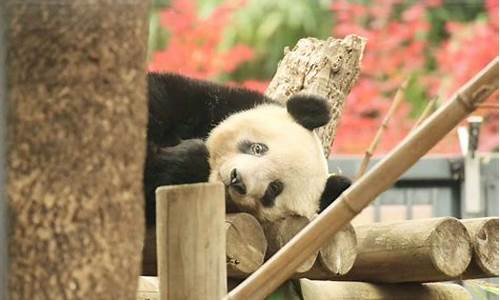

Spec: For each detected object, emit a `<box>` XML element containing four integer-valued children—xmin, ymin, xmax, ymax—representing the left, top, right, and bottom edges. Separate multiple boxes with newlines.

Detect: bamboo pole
<box><xmin>5</xmin><ymin>1</ymin><xmax>149</xmax><ymax>299</ymax></box>
<box><xmin>462</xmin><ymin>217</ymin><xmax>499</xmax><ymax>278</ymax></box>
<box><xmin>225</xmin><ymin>58</ymin><xmax>499</xmax><ymax>300</ymax></box>
<box><xmin>356</xmin><ymin>79</ymin><xmax>408</xmax><ymax>179</ymax></box>
<box><xmin>299</xmin><ymin>280</ymin><xmax>472</xmax><ymax>300</ymax></box>
<box><xmin>343</xmin><ymin>218</ymin><xmax>472</xmax><ymax>282</ymax></box>
<box><xmin>226</xmin><ymin>213</ymin><xmax>267</xmax><ymax>277</ymax></box>
<box><xmin>156</xmin><ymin>183</ymin><xmax>226</xmax><ymax>300</ymax></box>
<box><xmin>412</xmin><ymin>97</ymin><xmax>438</xmax><ymax>131</ymax></box>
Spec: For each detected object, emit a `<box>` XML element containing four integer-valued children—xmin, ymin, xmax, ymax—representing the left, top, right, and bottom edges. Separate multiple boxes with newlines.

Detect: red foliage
<box><xmin>149</xmin><ymin>0</ymin><xmax>254</xmax><ymax>79</ymax></box>
<box><xmin>331</xmin><ymin>0</ymin><xmax>499</xmax><ymax>155</ymax></box>
<box><xmin>150</xmin><ymin>0</ymin><xmax>498</xmax><ymax>155</ymax></box>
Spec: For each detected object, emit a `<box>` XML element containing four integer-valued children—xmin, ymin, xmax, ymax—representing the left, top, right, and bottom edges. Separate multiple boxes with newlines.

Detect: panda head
<box><xmin>206</xmin><ymin>95</ymin><xmax>351</xmax><ymax>222</ymax></box>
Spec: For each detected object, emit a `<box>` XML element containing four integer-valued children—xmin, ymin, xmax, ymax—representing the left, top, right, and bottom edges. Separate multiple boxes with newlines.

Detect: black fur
<box><xmin>145</xmin><ymin>73</ymin><xmax>334</xmax><ymax>225</ymax></box>
<box><xmin>286</xmin><ymin>94</ymin><xmax>331</xmax><ymax>130</ymax></box>
<box><xmin>319</xmin><ymin>174</ymin><xmax>352</xmax><ymax>212</ymax></box>
<box><xmin>145</xmin><ymin>73</ymin><xmax>274</xmax><ymax>225</ymax></box>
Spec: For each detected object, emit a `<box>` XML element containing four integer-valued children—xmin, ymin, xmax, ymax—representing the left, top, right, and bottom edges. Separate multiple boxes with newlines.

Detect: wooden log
<box><xmin>5</xmin><ymin>1</ymin><xmax>149</xmax><ymax>299</ymax></box>
<box><xmin>302</xmin><ymin>223</ymin><xmax>357</xmax><ymax>279</ymax></box>
<box><xmin>226</xmin><ymin>213</ymin><xmax>267</xmax><ymax>278</ymax></box>
<box><xmin>262</xmin><ymin>216</ymin><xmax>319</xmax><ymax>273</ymax></box>
<box><xmin>462</xmin><ymin>217</ymin><xmax>499</xmax><ymax>278</ymax></box>
<box><xmin>156</xmin><ymin>183</ymin><xmax>226</xmax><ymax>300</ymax></box>
<box><xmin>265</xmin><ymin>35</ymin><xmax>366</xmax><ymax>157</ymax></box>
<box><xmin>226</xmin><ymin>58</ymin><xmax>498</xmax><ymax>300</ymax></box>
<box><xmin>144</xmin><ymin>213</ymin><xmax>267</xmax><ymax>277</ymax></box>
<box><xmin>299</xmin><ymin>280</ymin><xmax>472</xmax><ymax>300</ymax></box>
<box><xmin>343</xmin><ymin>217</ymin><xmax>472</xmax><ymax>283</ymax></box>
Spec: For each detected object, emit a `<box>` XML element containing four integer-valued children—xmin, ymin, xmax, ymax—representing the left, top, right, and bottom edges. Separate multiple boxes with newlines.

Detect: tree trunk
<box><xmin>265</xmin><ymin>35</ymin><xmax>366</xmax><ymax>157</ymax></box>
<box><xmin>5</xmin><ymin>1</ymin><xmax>149</xmax><ymax>299</ymax></box>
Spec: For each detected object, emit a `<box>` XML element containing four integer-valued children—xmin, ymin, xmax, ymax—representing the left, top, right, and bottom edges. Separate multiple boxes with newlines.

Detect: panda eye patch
<box><xmin>238</xmin><ymin>140</ymin><xmax>268</xmax><ymax>156</ymax></box>
<box><xmin>261</xmin><ymin>180</ymin><xmax>284</xmax><ymax>207</ymax></box>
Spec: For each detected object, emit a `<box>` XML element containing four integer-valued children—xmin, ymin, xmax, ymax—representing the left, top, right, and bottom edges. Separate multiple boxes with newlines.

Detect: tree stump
<box><xmin>4</xmin><ymin>1</ymin><xmax>149</xmax><ymax>299</ymax></box>
<box><xmin>265</xmin><ymin>35</ymin><xmax>366</xmax><ymax>157</ymax></box>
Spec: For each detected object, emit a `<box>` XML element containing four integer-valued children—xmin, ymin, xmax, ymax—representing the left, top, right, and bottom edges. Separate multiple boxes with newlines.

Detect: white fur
<box><xmin>206</xmin><ymin>104</ymin><xmax>328</xmax><ymax>222</ymax></box>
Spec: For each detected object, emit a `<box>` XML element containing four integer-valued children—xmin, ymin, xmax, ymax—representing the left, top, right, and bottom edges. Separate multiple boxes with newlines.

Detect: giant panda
<box><xmin>145</xmin><ymin>73</ymin><xmax>351</xmax><ymax>225</ymax></box>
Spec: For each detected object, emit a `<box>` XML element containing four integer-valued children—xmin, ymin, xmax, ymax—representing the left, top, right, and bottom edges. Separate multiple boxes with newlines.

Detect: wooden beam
<box><xmin>226</xmin><ymin>57</ymin><xmax>498</xmax><ymax>300</ymax></box>
<box><xmin>5</xmin><ymin>1</ymin><xmax>149</xmax><ymax>299</ymax></box>
<box><xmin>462</xmin><ymin>217</ymin><xmax>499</xmax><ymax>278</ymax></box>
<box><xmin>343</xmin><ymin>218</ymin><xmax>472</xmax><ymax>282</ymax></box>
<box><xmin>265</xmin><ymin>35</ymin><xmax>366</xmax><ymax>157</ymax></box>
<box><xmin>299</xmin><ymin>280</ymin><xmax>472</xmax><ymax>300</ymax></box>
<box><xmin>156</xmin><ymin>183</ymin><xmax>226</xmax><ymax>300</ymax></box>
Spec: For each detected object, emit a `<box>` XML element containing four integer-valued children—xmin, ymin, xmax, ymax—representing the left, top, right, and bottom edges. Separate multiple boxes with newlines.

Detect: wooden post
<box><xmin>5</xmin><ymin>1</ymin><xmax>149</xmax><ymax>299</ymax></box>
<box><xmin>226</xmin><ymin>58</ymin><xmax>498</xmax><ymax>300</ymax></box>
<box><xmin>156</xmin><ymin>183</ymin><xmax>226</xmax><ymax>300</ymax></box>
<box><xmin>299</xmin><ymin>280</ymin><xmax>472</xmax><ymax>300</ymax></box>
<box><xmin>302</xmin><ymin>223</ymin><xmax>357</xmax><ymax>279</ymax></box>
<box><xmin>0</xmin><ymin>1</ymin><xmax>7</xmax><ymax>298</ymax></box>
<box><xmin>462</xmin><ymin>217</ymin><xmax>499</xmax><ymax>278</ymax></box>
<box><xmin>265</xmin><ymin>35</ymin><xmax>366</xmax><ymax>157</ymax></box>
<box><xmin>226</xmin><ymin>213</ymin><xmax>267</xmax><ymax>278</ymax></box>
<box><xmin>262</xmin><ymin>216</ymin><xmax>319</xmax><ymax>273</ymax></box>
<box><xmin>343</xmin><ymin>218</ymin><xmax>472</xmax><ymax>283</ymax></box>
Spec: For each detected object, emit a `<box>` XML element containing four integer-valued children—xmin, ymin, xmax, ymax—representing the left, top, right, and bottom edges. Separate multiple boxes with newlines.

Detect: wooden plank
<box><xmin>4</xmin><ymin>1</ymin><xmax>149</xmax><ymax>299</ymax></box>
<box><xmin>156</xmin><ymin>183</ymin><xmax>226</xmax><ymax>300</ymax></box>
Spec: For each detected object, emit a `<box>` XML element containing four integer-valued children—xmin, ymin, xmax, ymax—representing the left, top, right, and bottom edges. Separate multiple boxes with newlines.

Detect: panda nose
<box><xmin>229</xmin><ymin>168</ymin><xmax>246</xmax><ymax>195</ymax></box>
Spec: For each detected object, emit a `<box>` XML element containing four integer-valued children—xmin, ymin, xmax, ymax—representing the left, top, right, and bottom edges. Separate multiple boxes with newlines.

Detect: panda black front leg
<box><xmin>144</xmin><ymin>138</ymin><xmax>210</xmax><ymax>225</ymax></box>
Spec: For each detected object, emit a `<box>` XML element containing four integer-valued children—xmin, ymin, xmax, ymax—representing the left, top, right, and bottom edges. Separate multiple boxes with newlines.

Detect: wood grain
<box><xmin>156</xmin><ymin>183</ymin><xmax>226</xmax><ymax>300</ymax></box>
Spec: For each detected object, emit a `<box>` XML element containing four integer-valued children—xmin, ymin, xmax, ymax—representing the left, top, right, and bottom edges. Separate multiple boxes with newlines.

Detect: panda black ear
<box><xmin>286</xmin><ymin>94</ymin><xmax>331</xmax><ymax>130</ymax></box>
<box><xmin>319</xmin><ymin>174</ymin><xmax>352</xmax><ymax>212</ymax></box>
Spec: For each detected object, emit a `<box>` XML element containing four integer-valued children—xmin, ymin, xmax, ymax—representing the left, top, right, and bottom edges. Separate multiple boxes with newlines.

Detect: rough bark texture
<box><xmin>156</xmin><ymin>183</ymin><xmax>226</xmax><ymax>300</ymax></box>
<box><xmin>344</xmin><ymin>218</ymin><xmax>472</xmax><ymax>283</ymax></box>
<box><xmin>461</xmin><ymin>217</ymin><xmax>499</xmax><ymax>278</ymax></box>
<box><xmin>265</xmin><ymin>35</ymin><xmax>366</xmax><ymax>157</ymax></box>
<box><xmin>5</xmin><ymin>1</ymin><xmax>149</xmax><ymax>299</ymax></box>
<box><xmin>299</xmin><ymin>280</ymin><xmax>472</xmax><ymax>300</ymax></box>
<box><xmin>226</xmin><ymin>213</ymin><xmax>267</xmax><ymax>277</ymax></box>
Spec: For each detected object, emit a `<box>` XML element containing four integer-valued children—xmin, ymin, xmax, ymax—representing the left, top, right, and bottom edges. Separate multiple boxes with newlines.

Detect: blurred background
<box><xmin>147</xmin><ymin>0</ymin><xmax>498</xmax><ymax>156</ymax></box>
<box><xmin>147</xmin><ymin>1</ymin><xmax>498</xmax><ymax>297</ymax></box>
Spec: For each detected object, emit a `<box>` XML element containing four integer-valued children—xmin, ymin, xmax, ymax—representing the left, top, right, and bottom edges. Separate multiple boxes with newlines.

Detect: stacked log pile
<box><xmin>141</xmin><ymin>215</ymin><xmax>498</xmax><ymax>300</ymax></box>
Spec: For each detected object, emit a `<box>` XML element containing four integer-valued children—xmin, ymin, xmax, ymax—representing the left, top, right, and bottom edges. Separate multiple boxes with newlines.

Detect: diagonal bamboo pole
<box><xmin>225</xmin><ymin>57</ymin><xmax>499</xmax><ymax>300</ymax></box>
